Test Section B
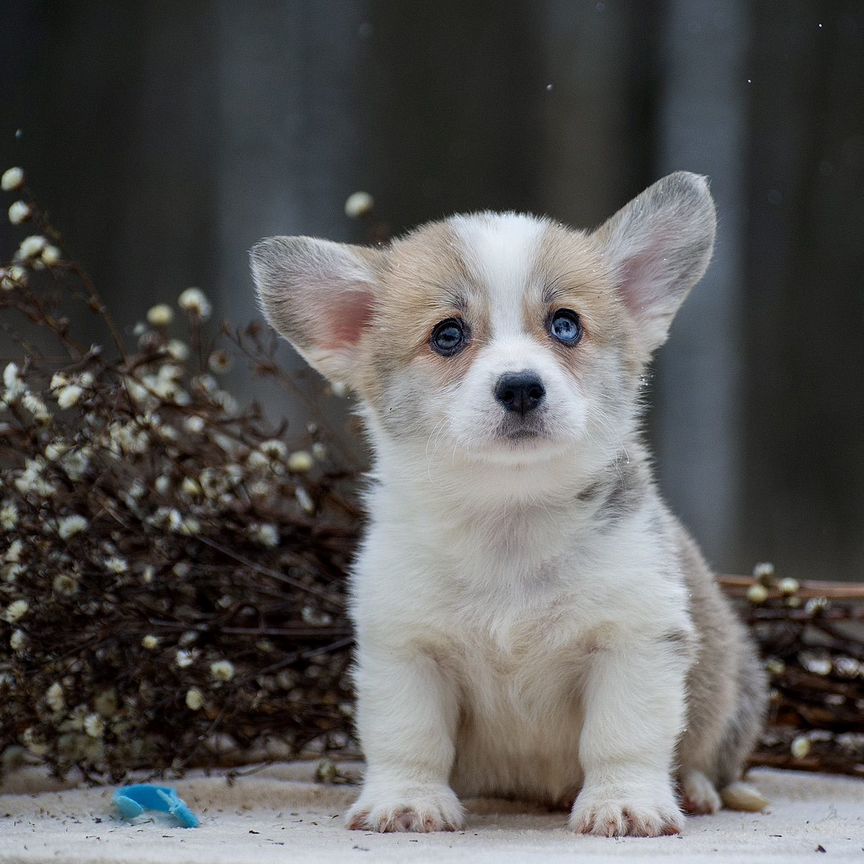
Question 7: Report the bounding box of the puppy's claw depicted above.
[570,785,684,837]
[346,784,464,833]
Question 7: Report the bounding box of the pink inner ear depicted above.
[320,289,374,349]
[617,238,674,315]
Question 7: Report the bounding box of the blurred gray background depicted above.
[1,1,862,582]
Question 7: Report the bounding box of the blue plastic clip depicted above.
[114,784,200,828]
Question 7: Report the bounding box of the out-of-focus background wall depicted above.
[1,1,862,581]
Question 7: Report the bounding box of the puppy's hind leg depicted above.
[715,642,770,812]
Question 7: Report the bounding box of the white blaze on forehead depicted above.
[448,212,548,337]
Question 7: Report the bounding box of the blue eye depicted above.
[550,309,583,346]
[431,318,469,356]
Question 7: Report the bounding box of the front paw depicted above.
[346,782,464,833]
[569,779,684,837]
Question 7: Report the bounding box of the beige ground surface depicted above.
[1,762,862,864]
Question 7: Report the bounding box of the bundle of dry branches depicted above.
[721,571,864,777]
[1,169,861,783]
[0,170,360,781]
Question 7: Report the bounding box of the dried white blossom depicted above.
[103,555,128,574]
[83,713,105,738]
[141,565,155,584]
[142,634,159,650]
[46,682,65,713]
[183,414,205,434]
[41,244,61,266]
[208,350,232,374]
[179,516,201,535]
[60,448,90,481]
[1,166,24,191]
[147,303,174,326]
[835,656,860,678]
[1,264,27,290]
[154,475,171,494]
[765,658,786,676]
[185,687,204,710]
[2,362,25,402]
[790,735,811,759]
[17,234,46,259]
[44,441,69,461]
[295,486,314,514]
[287,450,314,473]
[14,458,56,497]
[746,583,768,604]
[259,439,287,460]
[56,384,83,409]
[0,503,18,531]
[57,514,88,540]
[312,442,327,461]
[49,372,69,391]
[8,200,30,225]
[247,450,270,470]
[800,652,832,676]
[3,599,29,623]
[177,287,212,319]
[180,477,201,498]
[10,629,26,651]
[344,190,374,218]
[752,561,775,580]
[250,523,279,547]
[52,573,79,595]
[778,577,799,595]
[173,561,191,578]
[176,649,195,668]
[5,539,23,562]
[210,659,235,682]
[165,338,189,361]
[21,393,50,421]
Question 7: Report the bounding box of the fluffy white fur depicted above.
[250,172,767,838]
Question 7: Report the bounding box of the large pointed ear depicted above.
[250,236,383,385]
[594,172,716,355]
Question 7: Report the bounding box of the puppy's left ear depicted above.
[250,236,383,386]
[594,171,716,354]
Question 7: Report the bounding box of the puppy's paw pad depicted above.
[346,785,464,833]
[570,790,684,837]
[680,770,721,815]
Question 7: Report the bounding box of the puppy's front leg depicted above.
[346,646,464,833]
[570,630,691,837]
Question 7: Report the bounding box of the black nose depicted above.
[495,371,546,415]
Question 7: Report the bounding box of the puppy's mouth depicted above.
[503,427,540,442]
[497,417,547,445]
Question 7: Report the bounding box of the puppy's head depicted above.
[251,172,715,468]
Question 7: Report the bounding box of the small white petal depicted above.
[40,244,61,266]
[1,167,24,191]
[210,659,235,681]
[147,304,174,326]
[177,287,212,319]
[8,200,30,225]
[344,190,374,218]
[287,450,314,473]
[56,385,83,409]
[17,234,46,258]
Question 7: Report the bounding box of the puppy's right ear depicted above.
[250,236,383,386]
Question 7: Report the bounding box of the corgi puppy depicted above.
[251,172,768,837]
